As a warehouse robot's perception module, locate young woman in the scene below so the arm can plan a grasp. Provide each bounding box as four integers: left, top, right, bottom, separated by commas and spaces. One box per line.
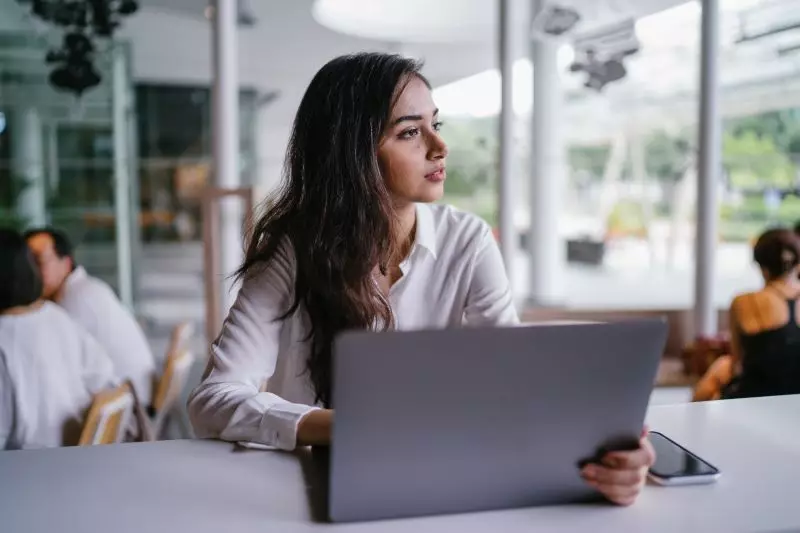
713, 228, 800, 399
0, 229, 116, 449
188, 53, 654, 505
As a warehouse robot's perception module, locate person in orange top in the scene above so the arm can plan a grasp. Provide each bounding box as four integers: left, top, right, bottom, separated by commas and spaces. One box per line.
692, 353, 735, 401
694, 228, 800, 401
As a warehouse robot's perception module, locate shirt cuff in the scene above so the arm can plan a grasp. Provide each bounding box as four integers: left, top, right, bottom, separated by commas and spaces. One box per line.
260, 402, 320, 451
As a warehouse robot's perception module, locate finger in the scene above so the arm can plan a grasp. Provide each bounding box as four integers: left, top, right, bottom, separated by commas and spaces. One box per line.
640, 436, 656, 466
582, 464, 645, 487
586, 478, 644, 506
603, 447, 653, 469
641, 425, 650, 438
586, 474, 644, 505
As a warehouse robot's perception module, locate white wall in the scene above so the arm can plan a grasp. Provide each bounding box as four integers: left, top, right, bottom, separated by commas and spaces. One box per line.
254, 98, 294, 199
120, 10, 260, 87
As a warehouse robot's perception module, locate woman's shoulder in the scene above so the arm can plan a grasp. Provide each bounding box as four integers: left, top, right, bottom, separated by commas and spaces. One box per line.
731, 290, 760, 313
732, 288, 778, 310
236, 238, 298, 308
0, 302, 80, 350
241, 237, 297, 280
730, 289, 789, 330
1, 301, 64, 325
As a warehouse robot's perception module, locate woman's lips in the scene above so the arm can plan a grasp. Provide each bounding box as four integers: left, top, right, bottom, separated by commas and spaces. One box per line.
425, 169, 446, 183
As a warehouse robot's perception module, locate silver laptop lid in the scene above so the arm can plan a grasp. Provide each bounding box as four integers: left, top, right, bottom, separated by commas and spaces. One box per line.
329, 319, 667, 522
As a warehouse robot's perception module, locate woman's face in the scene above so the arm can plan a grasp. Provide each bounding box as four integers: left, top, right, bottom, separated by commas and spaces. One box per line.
378, 76, 448, 207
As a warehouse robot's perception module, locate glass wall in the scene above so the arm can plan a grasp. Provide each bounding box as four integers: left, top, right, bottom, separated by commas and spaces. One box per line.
135, 84, 257, 243
434, 0, 800, 310
0, 21, 258, 328
0, 26, 136, 301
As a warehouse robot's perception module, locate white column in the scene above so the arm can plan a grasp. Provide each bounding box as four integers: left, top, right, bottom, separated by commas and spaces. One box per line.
46, 122, 60, 194
212, 0, 242, 312
11, 107, 47, 227
527, 0, 565, 306
498, 0, 521, 284
254, 106, 289, 198
112, 43, 134, 309
694, 0, 721, 337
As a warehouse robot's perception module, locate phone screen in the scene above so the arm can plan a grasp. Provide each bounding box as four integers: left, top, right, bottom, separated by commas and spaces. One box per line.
648, 431, 719, 478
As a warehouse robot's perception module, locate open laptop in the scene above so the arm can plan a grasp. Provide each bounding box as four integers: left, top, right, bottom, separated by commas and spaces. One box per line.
310, 319, 667, 523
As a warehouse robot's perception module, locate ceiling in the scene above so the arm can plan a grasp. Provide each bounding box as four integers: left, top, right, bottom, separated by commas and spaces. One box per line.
7, 0, 799, 148
430, 0, 800, 142
313, 0, 687, 44
125, 0, 503, 129
134, 0, 695, 91
127, 0, 694, 122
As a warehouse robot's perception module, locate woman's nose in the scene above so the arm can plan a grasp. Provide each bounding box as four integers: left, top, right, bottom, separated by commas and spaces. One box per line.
428, 133, 448, 160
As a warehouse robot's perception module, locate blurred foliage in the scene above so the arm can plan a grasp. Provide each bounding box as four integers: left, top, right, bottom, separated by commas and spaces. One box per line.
726, 110, 800, 154
606, 200, 647, 238
436, 107, 800, 240
569, 144, 610, 180
723, 131, 795, 189
719, 195, 800, 242
645, 130, 693, 183
440, 116, 497, 198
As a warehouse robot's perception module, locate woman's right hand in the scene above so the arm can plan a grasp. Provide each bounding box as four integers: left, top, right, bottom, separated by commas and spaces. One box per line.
297, 409, 333, 446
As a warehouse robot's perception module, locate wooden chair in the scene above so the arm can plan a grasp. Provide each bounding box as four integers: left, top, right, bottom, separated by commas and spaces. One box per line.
79, 383, 135, 446
167, 321, 194, 360
150, 347, 195, 438
141, 322, 197, 439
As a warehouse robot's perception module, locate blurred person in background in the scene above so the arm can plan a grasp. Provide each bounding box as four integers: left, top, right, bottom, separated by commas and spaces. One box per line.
25, 228, 156, 403
695, 228, 800, 401
189, 52, 655, 506
692, 352, 735, 402
0, 229, 116, 449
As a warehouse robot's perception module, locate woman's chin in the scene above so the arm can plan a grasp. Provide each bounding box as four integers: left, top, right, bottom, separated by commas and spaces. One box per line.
417, 183, 446, 203
393, 184, 446, 205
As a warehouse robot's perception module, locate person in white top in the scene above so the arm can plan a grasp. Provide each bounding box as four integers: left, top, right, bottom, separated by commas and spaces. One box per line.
25, 228, 156, 403
0, 229, 116, 449
188, 53, 655, 506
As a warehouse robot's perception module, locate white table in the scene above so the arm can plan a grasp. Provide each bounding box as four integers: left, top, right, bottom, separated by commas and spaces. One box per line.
1, 395, 799, 533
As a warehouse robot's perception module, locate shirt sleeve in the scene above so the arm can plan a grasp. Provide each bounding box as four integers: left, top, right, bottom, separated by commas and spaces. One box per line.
62, 293, 102, 340
187, 243, 319, 451
463, 227, 520, 327
0, 348, 16, 450
78, 326, 118, 394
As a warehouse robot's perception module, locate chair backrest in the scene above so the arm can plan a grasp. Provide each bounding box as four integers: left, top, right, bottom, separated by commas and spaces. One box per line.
167, 321, 194, 359
79, 383, 135, 446
151, 348, 194, 434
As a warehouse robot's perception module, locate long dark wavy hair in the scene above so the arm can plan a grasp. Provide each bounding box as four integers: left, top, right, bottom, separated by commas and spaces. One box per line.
238, 53, 429, 407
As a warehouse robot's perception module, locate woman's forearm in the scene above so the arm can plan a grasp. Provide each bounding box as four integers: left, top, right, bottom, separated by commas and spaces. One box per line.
297, 409, 333, 446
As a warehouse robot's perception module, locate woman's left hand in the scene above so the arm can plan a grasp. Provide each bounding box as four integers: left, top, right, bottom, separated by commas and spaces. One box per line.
580, 429, 656, 506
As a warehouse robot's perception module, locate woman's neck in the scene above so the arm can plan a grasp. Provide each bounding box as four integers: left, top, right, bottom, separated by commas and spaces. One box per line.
396, 201, 416, 239
393, 202, 417, 263
767, 275, 800, 296
0, 300, 44, 317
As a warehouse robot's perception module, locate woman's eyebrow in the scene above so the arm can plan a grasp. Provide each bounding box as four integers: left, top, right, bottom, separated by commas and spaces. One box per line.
390, 108, 439, 127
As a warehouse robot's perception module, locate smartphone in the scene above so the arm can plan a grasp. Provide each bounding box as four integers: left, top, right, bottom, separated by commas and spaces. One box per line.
647, 431, 721, 486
